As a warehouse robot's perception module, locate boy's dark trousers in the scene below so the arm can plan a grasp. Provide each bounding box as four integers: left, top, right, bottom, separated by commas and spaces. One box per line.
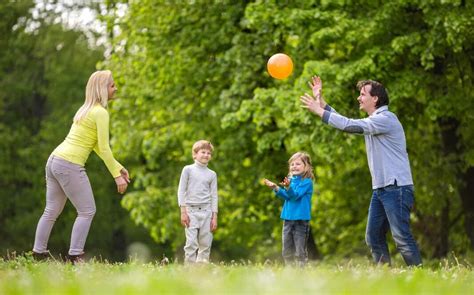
282, 220, 309, 266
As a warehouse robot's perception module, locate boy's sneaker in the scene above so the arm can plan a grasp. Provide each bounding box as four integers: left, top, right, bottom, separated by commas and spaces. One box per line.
66, 253, 85, 265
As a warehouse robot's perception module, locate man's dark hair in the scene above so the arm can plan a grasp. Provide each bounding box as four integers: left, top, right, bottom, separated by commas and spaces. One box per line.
357, 80, 389, 108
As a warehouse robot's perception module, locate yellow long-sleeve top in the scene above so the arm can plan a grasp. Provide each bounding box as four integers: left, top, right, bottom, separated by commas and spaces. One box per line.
52, 104, 123, 178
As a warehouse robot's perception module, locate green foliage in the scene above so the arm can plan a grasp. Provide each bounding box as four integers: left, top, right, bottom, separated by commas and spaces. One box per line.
2, 0, 473, 262
105, 0, 474, 262
0, 1, 158, 260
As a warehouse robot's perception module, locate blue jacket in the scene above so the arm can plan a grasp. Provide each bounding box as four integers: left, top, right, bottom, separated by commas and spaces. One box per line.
274, 175, 313, 221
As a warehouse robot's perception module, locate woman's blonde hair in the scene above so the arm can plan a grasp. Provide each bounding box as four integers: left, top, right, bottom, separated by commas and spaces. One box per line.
73, 70, 112, 123
288, 151, 314, 179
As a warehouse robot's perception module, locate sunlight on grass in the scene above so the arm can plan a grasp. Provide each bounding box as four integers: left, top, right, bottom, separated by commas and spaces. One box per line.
0, 256, 472, 294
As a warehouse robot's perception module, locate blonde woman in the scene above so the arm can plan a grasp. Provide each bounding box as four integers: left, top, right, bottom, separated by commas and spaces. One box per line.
32, 70, 130, 263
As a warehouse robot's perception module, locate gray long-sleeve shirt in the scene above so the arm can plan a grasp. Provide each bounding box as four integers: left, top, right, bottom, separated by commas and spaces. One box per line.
177, 161, 218, 212
322, 105, 413, 189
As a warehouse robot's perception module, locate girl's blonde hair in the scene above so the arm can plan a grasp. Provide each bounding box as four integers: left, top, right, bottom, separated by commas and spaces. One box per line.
73, 70, 112, 123
288, 152, 314, 179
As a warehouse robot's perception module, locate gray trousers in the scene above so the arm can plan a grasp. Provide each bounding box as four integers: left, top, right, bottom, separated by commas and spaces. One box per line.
184, 206, 213, 263
282, 220, 309, 266
33, 155, 96, 256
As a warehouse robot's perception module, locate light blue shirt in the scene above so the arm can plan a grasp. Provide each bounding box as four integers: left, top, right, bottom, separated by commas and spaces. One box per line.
274, 175, 313, 220
322, 105, 413, 189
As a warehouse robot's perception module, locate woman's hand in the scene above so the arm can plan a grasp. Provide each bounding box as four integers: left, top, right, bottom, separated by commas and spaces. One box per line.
120, 168, 130, 183
114, 176, 128, 194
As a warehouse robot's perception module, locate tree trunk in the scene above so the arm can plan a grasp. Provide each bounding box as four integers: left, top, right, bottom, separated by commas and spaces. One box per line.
433, 200, 450, 258
459, 167, 474, 249
437, 117, 459, 256
438, 117, 474, 250
307, 225, 322, 260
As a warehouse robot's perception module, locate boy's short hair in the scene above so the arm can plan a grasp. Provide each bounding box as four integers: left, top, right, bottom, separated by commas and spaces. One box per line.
192, 140, 214, 156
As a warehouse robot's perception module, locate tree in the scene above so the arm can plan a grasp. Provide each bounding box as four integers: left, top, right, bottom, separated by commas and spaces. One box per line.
104, 0, 474, 261
0, 0, 156, 260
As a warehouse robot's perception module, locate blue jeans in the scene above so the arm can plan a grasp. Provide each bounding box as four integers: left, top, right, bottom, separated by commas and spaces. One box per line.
282, 220, 309, 266
366, 184, 422, 266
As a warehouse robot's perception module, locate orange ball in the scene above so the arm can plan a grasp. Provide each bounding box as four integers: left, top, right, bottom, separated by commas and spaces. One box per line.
267, 53, 293, 79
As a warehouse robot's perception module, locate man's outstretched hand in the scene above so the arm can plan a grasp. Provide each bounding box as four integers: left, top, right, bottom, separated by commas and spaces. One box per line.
300, 93, 324, 117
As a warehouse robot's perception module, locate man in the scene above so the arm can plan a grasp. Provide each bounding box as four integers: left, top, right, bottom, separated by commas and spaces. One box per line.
300, 76, 422, 266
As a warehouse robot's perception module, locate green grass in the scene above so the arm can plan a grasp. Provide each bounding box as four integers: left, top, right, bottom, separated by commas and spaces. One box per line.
0, 256, 472, 294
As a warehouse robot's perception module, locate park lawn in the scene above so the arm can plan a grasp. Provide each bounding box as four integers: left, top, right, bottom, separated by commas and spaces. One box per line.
0, 257, 472, 294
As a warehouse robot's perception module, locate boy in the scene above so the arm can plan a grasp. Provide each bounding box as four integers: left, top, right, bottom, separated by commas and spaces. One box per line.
177, 140, 218, 263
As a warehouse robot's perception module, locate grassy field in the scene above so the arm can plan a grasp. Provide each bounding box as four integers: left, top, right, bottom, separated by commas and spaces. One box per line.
0, 255, 472, 294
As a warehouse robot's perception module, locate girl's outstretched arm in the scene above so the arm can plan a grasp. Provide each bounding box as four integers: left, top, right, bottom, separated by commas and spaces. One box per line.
263, 179, 279, 191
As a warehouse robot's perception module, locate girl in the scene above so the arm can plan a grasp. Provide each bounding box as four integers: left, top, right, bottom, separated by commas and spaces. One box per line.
263, 152, 314, 266
32, 70, 130, 263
